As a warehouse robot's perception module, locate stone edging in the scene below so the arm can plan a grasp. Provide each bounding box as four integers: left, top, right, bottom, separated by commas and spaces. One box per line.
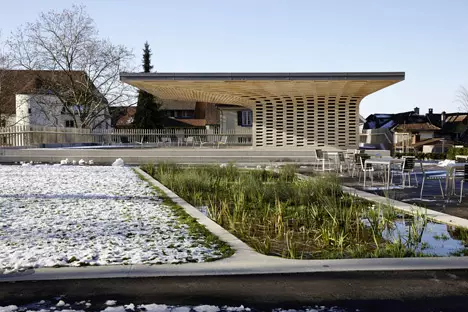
134, 168, 258, 257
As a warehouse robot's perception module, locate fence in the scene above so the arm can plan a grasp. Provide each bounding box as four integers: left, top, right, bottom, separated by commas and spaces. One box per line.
0, 126, 253, 147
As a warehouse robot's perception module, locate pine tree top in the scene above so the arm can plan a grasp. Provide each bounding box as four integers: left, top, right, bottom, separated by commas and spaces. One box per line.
142, 41, 153, 73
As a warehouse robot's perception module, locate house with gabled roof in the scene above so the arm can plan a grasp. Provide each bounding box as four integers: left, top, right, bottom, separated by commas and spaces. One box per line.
0, 69, 110, 129
363, 107, 468, 152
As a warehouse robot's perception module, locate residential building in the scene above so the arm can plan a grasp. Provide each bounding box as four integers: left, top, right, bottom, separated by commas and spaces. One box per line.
0, 70, 110, 129
111, 100, 222, 129
363, 107, 468, 152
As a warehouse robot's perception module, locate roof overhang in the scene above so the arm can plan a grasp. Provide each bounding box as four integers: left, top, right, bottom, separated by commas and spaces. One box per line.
120, 72, 405, 107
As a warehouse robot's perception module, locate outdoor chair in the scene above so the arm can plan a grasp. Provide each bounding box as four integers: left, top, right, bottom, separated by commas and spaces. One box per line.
314, 149, 334, 171
185, 136, 195, 147
195, 136, 215, 148
357, 154, 374, 187
159, 137, 172, 147
351, 153, 364, 177
457, 164, 468, 203
217, 135, 228, 148
451, 156, 467, 191
120, 136, 130, 144
419, 162, 446, 200
390, 156, 418, 187
337, 152, 350, 174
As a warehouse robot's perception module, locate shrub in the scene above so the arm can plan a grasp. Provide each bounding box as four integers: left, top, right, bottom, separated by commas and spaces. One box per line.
447, 147, 468, 160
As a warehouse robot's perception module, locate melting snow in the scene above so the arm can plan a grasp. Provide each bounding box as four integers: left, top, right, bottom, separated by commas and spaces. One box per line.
0, 165, 224, 274
0, 302, 349, 312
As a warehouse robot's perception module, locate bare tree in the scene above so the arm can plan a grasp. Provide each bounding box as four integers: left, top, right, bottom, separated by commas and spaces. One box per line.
456, 86, 468, 112
0, 31, 16, 128
6, 5, 135, 129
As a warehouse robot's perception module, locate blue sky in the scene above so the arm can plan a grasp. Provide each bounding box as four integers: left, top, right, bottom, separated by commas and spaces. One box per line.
1, 0, 467, 117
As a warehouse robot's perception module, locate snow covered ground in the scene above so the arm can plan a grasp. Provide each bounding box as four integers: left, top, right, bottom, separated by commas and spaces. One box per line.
0, 300, 350, 312
0, 165, 226, 274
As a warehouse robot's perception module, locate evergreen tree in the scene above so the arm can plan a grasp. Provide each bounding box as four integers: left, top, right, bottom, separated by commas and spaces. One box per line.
133, 42, 163, 128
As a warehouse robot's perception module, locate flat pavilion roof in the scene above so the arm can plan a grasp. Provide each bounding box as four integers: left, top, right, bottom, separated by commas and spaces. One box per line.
120, 72, 405, 107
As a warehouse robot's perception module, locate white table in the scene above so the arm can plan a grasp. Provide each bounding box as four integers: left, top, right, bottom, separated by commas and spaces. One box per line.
364, 158, 404, 189
443, 163, 466, 195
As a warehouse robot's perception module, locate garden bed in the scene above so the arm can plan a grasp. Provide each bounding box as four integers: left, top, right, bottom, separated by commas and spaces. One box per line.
142, 163, 468, 259
0, 165, 232, 274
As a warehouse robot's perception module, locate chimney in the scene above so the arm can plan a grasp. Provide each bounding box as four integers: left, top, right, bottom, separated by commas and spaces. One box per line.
414, 107, 420, 115
428, 108, 433, 115
441, 111, 446, 128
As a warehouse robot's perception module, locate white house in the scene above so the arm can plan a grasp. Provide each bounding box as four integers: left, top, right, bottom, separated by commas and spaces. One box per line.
0, 70, 110, 129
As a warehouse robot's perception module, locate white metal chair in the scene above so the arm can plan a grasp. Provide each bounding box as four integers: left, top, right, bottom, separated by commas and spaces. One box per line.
458, 164, 468, 203
185, 136, 195, 147
358, 154, 374, 187
161, 136, 172, 147
336, 152, 351, 174
217, 136, 228, 148
314, 149, 334, 171
390, 156, 418, 187
195, 136, 215, 147
419, 163, 446, 200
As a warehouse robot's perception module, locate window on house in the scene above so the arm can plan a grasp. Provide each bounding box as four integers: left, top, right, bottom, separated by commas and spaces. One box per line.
237, 110, 253, 127
65, 120, 75, 128
167, 110, 195, 119
179, 110, 194, 118
28, 108, 32, 114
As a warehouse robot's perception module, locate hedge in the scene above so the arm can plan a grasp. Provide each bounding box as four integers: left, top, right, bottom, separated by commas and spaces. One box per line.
394, 152, 446, 160
447, 147, 468, 160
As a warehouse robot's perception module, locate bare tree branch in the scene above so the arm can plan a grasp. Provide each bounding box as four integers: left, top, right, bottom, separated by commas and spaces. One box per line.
6, 5, 135, 129
456, 86, 468, 112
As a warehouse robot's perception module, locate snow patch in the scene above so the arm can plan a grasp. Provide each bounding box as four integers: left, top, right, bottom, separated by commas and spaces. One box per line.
0, 166, 223, 274
56, 300, 66, 307
102, 306, 126, 312
0, 305, 18, 312
194, 305, 220, 312
437, 159, 455, 167
138, 304, 170, 312
112, 158, 125, 167
105, 301, 117, 306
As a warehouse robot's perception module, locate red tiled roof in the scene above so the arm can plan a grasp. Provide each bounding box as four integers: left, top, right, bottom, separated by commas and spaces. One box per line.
171, 119, 206, 127
0, 69, 92, 115
394, 122, 441, 132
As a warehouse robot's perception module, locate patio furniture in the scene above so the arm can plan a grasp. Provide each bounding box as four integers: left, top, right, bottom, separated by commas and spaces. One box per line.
358, 154, 374, 187
458, 164, 468, 203
420, 163, 446, 200
390, 156, 418, 187
455, 155, 468, 162
185, 136, 195, 147
195, 136, 215, 147
336, 152, 351, 174
443, 162, 466, 196
217, 135, 228, 148
120, 136, 130, 144
161, 137, 172, 147
314, 149, 334, 171
450, 157, 467, 191
364, 156, 404, 189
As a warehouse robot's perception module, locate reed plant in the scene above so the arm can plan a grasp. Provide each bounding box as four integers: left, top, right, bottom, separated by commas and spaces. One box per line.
143, 163, 432, 259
